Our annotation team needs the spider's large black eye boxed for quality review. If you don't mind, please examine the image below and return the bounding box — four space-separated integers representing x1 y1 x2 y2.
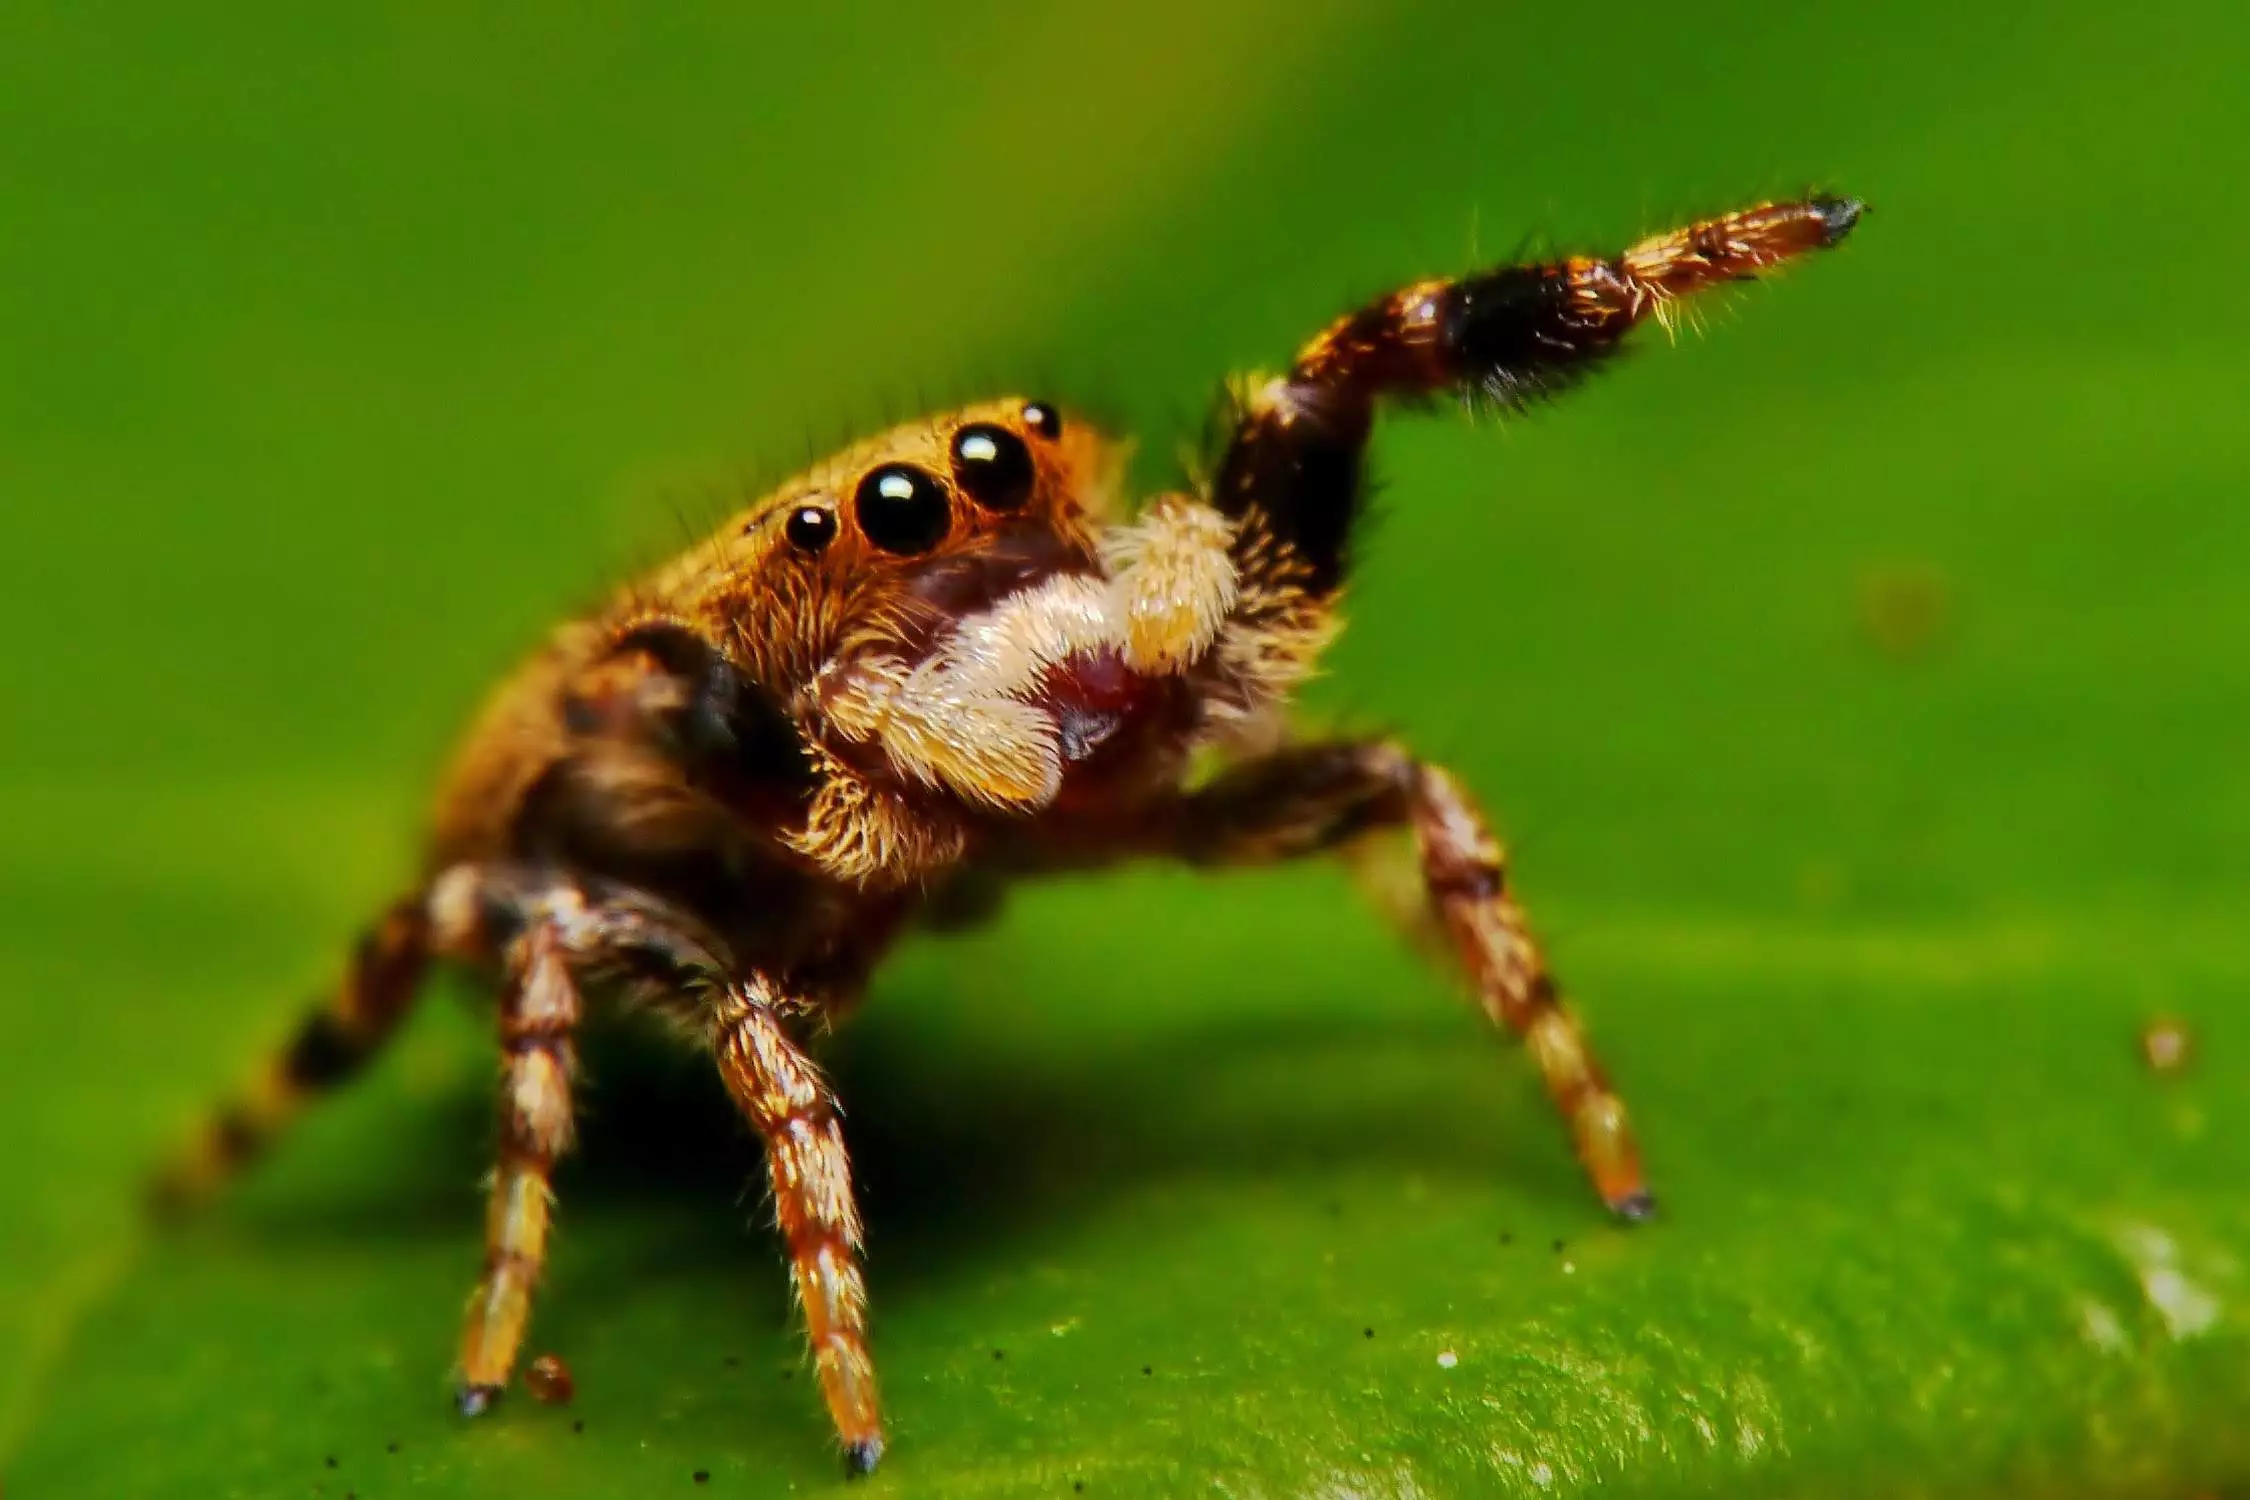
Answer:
853 464 951 555
950 424 1035 512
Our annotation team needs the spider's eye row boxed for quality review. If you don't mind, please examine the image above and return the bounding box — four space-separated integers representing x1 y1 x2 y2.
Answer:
950 424 1035 512
784 504 837 553
1021 400 1062 440
853 464 951 555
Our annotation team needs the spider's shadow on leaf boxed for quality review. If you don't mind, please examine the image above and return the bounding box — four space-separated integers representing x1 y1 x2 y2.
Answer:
223 982 1576 1295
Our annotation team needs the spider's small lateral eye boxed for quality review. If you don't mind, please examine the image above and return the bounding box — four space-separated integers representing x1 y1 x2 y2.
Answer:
784 505 837 553
853 464 951 555
1021 401 1062 440
950 424 1035 512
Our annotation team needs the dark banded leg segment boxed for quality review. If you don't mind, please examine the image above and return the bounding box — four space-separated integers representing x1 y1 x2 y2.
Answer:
150 895 431 1213
1167 740 1651 1219
456 920 583 1413
710 983 883 1475
1213 195 1864 593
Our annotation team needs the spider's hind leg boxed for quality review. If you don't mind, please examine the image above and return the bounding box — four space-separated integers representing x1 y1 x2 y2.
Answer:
150 894 431 1213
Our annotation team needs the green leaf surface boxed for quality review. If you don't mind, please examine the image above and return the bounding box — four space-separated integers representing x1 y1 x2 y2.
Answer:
4 4 2247 1497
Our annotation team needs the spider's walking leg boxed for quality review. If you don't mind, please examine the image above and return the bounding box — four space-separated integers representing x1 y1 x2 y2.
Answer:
427 862 884 1471
710 983 884 1474
427 863 726 1411
150 894 431 1211
453 916 583 1412
1214 195 1864 592
1170 740 1651 1218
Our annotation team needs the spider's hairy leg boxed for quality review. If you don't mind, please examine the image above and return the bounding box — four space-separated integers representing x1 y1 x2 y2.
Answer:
1167 740 1651 1219
436 892 586 1412
1213 194 1864 592
709 981 884 1475
149 895 430 1213
426 862 886 1471
425 863 730 1412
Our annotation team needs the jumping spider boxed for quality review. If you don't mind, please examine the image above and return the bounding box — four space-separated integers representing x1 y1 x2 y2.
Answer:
157 195 1863 1473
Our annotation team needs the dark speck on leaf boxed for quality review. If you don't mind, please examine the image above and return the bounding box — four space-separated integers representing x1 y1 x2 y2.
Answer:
1501 1231 1514 1245
1363 1327 1374 1339
325 1455 339 1469
781 1369 794 1381
723 1354 739 1368
572 1419 585 1435
1553 1239 1566 1254
1075 1484 1085 1494
1141 1365 1152 1376
693 1470 710 1485
385 1441 399 1455
992 1348 1006 1361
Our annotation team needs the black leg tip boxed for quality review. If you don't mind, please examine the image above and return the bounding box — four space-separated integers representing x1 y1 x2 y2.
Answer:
456 1383 503 1419
844 1437 885 1477
1813 195 1866 246
1609 1188 1659 1224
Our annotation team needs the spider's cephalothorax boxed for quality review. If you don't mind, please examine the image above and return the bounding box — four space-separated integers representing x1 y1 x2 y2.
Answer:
156 196 1863 1473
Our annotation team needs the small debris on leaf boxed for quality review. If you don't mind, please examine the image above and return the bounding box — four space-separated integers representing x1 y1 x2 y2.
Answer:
525 1352 576 1406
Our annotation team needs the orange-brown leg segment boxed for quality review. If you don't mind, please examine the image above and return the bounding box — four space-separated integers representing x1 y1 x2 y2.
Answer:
709 982 883 1475
1168 740 1651 1219
150 894 431 1213
1406 762 1651 1218
455 920 583 1413
1213 195 1864 595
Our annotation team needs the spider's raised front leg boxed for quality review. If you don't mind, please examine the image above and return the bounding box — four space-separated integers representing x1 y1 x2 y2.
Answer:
1212 195 1863 595
424 864 882 1470
1163 739 1651 1219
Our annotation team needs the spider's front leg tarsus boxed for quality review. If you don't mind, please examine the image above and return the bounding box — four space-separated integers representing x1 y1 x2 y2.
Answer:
1172 740 1652 1220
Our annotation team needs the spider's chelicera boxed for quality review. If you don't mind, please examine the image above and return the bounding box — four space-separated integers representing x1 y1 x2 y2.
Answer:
157 195 1864 1474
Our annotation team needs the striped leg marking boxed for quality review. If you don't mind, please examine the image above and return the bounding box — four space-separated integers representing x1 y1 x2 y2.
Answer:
150 894 431 1214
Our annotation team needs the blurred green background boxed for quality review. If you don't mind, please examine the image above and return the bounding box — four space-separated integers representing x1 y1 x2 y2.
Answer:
3 3 2246 1496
